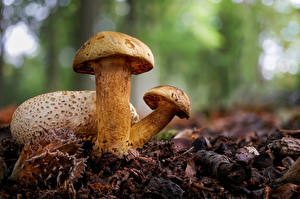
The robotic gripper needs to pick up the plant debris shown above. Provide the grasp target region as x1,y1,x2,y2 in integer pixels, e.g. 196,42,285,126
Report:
9,128,86,190
0,105,17,128
0,107,300,198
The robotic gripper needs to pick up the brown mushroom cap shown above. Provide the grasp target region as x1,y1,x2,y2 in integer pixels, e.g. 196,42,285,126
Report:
72,31,154,75
143,85,191,119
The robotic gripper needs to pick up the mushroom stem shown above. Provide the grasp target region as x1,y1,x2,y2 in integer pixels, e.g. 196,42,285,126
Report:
129,102,177,149
92,57,131,155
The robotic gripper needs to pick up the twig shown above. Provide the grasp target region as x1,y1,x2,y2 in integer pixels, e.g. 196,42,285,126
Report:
264,186,270,199
172,147,194,161
193,150,250,184
191,182,214,192
279,129,300,135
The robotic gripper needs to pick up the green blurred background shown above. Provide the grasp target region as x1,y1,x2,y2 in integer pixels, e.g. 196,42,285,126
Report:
0,0,300,114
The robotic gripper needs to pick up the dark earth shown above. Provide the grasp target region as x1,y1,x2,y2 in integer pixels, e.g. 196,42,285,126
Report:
0,107,299,198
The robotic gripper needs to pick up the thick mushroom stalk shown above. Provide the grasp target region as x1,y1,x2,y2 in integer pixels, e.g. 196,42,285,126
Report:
92,58,132,154
72,31,154,156
129,85,191,149
10,91,139,144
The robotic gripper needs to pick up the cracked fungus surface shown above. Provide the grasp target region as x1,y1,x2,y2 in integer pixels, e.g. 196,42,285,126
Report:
11,90,139,144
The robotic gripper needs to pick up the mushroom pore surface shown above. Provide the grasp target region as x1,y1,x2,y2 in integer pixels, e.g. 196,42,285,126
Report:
10,91,139,144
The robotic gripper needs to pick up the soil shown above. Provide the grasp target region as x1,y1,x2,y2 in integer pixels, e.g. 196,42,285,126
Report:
0,107,299,199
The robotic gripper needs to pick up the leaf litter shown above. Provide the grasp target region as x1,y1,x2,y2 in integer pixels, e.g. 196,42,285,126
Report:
0,107,299,198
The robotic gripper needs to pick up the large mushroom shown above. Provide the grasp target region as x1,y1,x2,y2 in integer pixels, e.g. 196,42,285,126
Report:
10,91,139,144
72,31,154,156
129,85,191,149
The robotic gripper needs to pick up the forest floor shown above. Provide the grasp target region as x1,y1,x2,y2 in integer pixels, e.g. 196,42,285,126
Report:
0,105,299,198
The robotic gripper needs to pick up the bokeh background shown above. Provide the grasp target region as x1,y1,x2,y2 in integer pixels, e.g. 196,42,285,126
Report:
1,0,300,115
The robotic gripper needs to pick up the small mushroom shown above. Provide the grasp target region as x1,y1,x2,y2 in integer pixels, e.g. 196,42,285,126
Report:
129,85,191,149
72,31,154,156
10,91,139,144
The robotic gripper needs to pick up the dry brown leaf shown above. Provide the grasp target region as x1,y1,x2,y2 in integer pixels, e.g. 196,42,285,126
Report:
0,105,17,127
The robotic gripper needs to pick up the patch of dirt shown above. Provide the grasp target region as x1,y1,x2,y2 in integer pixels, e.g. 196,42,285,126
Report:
0,107,299,198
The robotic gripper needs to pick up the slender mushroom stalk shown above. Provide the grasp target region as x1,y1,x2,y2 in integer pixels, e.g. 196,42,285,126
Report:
10,91,139,144
72,31,154,156
129,85,191,149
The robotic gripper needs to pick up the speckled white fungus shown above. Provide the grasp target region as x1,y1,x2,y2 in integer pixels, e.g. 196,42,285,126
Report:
10,91,139,144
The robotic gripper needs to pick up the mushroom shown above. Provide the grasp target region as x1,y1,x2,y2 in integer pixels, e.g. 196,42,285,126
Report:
10,91,139,145
72,31,154,156
129,85,191,149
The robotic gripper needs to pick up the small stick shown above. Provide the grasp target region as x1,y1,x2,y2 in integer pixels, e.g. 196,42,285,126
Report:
193,150,250,184
264,186,270,199
191,182,215,192
172,147,194,161
278,129,300,135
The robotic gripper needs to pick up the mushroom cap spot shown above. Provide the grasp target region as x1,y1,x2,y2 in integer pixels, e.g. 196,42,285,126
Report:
143,85,191,119
72,31,154,75
10,90,139,144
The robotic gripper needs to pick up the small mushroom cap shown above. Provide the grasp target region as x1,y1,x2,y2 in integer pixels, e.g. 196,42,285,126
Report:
73,31,154,75
143,85,191,119
10,91,139,144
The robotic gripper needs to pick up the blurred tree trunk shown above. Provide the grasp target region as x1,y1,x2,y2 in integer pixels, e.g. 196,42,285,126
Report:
0,42,4,107
45,9,58,91
72,0,100,90
126,0,158,116
125,0,137,33
0,1,4,106
125,0,138,105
